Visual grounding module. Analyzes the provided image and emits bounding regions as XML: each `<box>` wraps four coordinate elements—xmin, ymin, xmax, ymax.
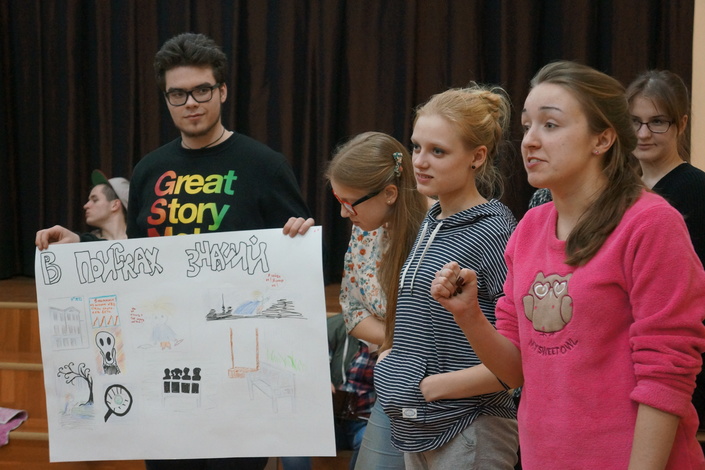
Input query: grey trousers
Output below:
<box><xmin>404</xmin><ymin>415</ymin><xmax>519</xmax><ymax>470</ymax></box>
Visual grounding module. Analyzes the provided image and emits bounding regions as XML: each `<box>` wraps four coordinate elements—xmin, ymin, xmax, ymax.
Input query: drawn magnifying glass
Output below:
<box><xmin>104</xmin><ymin>384</ymin><xmax>133</xmax><ymax>422</ymax></box>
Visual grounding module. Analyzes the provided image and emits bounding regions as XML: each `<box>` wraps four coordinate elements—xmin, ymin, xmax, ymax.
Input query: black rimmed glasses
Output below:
<box><xmin>333</xmin><ymin>189</ymin><xmax>381</xmax><ymax>216</ymax></box>
<box><xmin>631</xmin><ymin>118</ymin><xmax>673</xmax><ymax>134</ymax></box>
<box><xmin>164</xmin><ymin>83</ymin><xmax>222</xmax><ymax>106</ymax></box>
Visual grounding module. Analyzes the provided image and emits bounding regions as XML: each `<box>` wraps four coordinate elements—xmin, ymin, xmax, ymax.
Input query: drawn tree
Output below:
<box><xmin>57</xmin><ymin>362</ymin><xmax>94</xmax><ymax>405</ymax></box>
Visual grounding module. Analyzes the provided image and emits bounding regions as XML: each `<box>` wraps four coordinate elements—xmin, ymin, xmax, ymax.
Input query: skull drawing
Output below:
<box><xmin>96</xmin><ymin>331</ymin><xmax>121</xmax><ymax>375</ymax></box>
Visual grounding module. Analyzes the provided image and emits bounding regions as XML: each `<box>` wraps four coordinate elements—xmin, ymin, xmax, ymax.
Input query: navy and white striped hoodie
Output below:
<box><xmin>374</xmin><ymin>199</ymin><xmax>518</xmax><ymax>452</ymax></box>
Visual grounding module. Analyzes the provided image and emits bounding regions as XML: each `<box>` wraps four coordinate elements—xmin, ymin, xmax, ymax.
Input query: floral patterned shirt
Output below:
<box><xmin>339</xmin><ymin>225</ymin><xmax>388</xmax><ymax>333</ymax></box>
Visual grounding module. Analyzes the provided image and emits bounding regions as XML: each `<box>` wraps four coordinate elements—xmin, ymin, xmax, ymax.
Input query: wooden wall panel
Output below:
<box><xmin>0</xmin><ymin>307</ymin><xmax>42</xmax><ymax>363</ymax></box>
<box><xmin>0</xmin><ymin>369</ymin><xmax>47</xmax><ymax>422</ymax></box>
<box><xmin>0</xmin><ymin>439</ymin><xmax>145</xmax><ymax>469</ymax></box>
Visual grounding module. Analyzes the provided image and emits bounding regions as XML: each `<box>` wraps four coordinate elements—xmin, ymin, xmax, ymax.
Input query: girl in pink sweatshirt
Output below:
<box><xmin>431</xmin><ymin>61</ymin><xmax>705</xmax><ymax>469</ymax></box>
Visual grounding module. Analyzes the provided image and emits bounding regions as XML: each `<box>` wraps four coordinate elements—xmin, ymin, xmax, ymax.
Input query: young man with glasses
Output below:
<box><xmin>127</xmin><ymin>32</ymin><xmax>311</xmax><ymax>241</ymax></box>
<box><xmin>129</xmin><ymin>32</ymin><xmax>313</xmax><ymax>470</ymax></box>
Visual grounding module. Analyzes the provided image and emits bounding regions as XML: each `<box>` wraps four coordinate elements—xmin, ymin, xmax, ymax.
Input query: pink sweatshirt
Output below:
<box><xmin>496</xmin><ymin>191</ymin><xmax>705</xmax><ymax>469</ymax></box>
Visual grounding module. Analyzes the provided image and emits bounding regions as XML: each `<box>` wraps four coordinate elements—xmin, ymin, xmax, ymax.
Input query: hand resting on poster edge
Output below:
<box><xmin>282</xmin><ymin>217</ymin><xmax>315</xmax><ymax>237</ymax></box>
<box><xmin>35</xmin><ymin>225</ymin><xmax>80</xmax><ymax>250</ymax></box>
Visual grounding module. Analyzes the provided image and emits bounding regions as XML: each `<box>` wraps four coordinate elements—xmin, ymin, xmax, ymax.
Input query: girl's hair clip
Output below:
<box><xmin>392</xmin><ymin>152</ymin><xmax>403</xmax><ymax>177</ymax></box>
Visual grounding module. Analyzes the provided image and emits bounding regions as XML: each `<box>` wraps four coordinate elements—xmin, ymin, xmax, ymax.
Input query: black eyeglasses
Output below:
<box><xmin>164</xmin><ymin>83</ymin><xmax>222</xmax><ymax>106</ymax></box>
<box><xmin>631</xmin><ymin>118</ymin><xmax>673</xmax><ymax>134</ymax></box>
<box><xmin>333</xmin><ymin>190</ymin><xmax>381</xmax><ymax>216</ymax></box>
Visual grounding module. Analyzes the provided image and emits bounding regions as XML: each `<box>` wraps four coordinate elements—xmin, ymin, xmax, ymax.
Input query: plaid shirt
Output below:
<box><xmin>338</xmin><ymin>343</ymin><xmax>376</xmax><ymax>419</ymax></box>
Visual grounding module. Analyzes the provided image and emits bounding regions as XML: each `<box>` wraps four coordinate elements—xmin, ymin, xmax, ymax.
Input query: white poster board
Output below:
<box><xmin>34</xmin><ymin>227</ymin><xmax>335</xmax><ymax>462</ymax></box>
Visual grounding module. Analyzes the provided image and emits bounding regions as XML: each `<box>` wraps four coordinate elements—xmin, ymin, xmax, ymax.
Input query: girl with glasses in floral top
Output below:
<box><xmin>326</xmin><ymin>131</ymin><xmax>429</xmax><ymax>469</ymax></box>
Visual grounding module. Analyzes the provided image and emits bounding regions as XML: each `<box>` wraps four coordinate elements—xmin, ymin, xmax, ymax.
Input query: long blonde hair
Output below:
<box><xmin>326</xmin><ymin>132</ymin><xmax>427</xmax><ymax>351</ymax></box>
<box><xmin>531</xmin><ymin>61</ymin><xmax>643</xmax><ymax>266</ymax></box>
<box><xmin>414</xmin><ymin>84</ymin><xmax>512</xmax><ymax>199</ymax></box>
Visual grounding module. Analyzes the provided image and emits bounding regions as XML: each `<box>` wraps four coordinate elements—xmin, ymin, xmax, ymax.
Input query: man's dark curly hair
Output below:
<box><xmin>154</xmin><ymin>33</ymin><xmax>228</xmax><ymax>91</ymax></box>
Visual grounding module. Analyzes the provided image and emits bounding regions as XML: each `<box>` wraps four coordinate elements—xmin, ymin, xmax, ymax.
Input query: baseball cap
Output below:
<box><xmin>91</xmin><ymin>169</ymin><xmax>130</xmax><ymax>210</ymax></box>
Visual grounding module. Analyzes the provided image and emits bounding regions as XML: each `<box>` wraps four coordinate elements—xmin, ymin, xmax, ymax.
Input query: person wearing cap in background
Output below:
<box><xmin>35</xmin><ymin>170</ymin><xmax>130</xmax><ymax>249</ymax></box>
<box><xmin>83</xmin><ymin>169</ymin><xmax>129</xmax><ymax>241</ymax></box>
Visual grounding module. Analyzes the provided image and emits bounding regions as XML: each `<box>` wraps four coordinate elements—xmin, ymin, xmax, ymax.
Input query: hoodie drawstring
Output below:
<box><xmin>400</xmin><ymin>221</ymin><xmax>444</xmax><ymax>293</ymax></box>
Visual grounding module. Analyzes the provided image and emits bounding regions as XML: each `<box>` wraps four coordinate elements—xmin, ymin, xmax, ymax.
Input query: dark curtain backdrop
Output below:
<box><xmin>0</xmin><ymin>0</ymin><xmax>694</xmax><ymax>282</ymax></box>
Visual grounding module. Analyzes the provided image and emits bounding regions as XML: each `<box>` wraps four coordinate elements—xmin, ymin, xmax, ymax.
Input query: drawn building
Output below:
<box><xmin>50</xmin><ymin>306</ymin><xmax>86</xmax><ymax>349</ymax></box>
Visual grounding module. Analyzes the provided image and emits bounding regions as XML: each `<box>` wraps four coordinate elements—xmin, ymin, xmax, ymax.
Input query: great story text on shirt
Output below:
<box><xmin>147</xmin><ymin>170</ymin><xmax>237</xmax><ymax>236</ymax></box>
